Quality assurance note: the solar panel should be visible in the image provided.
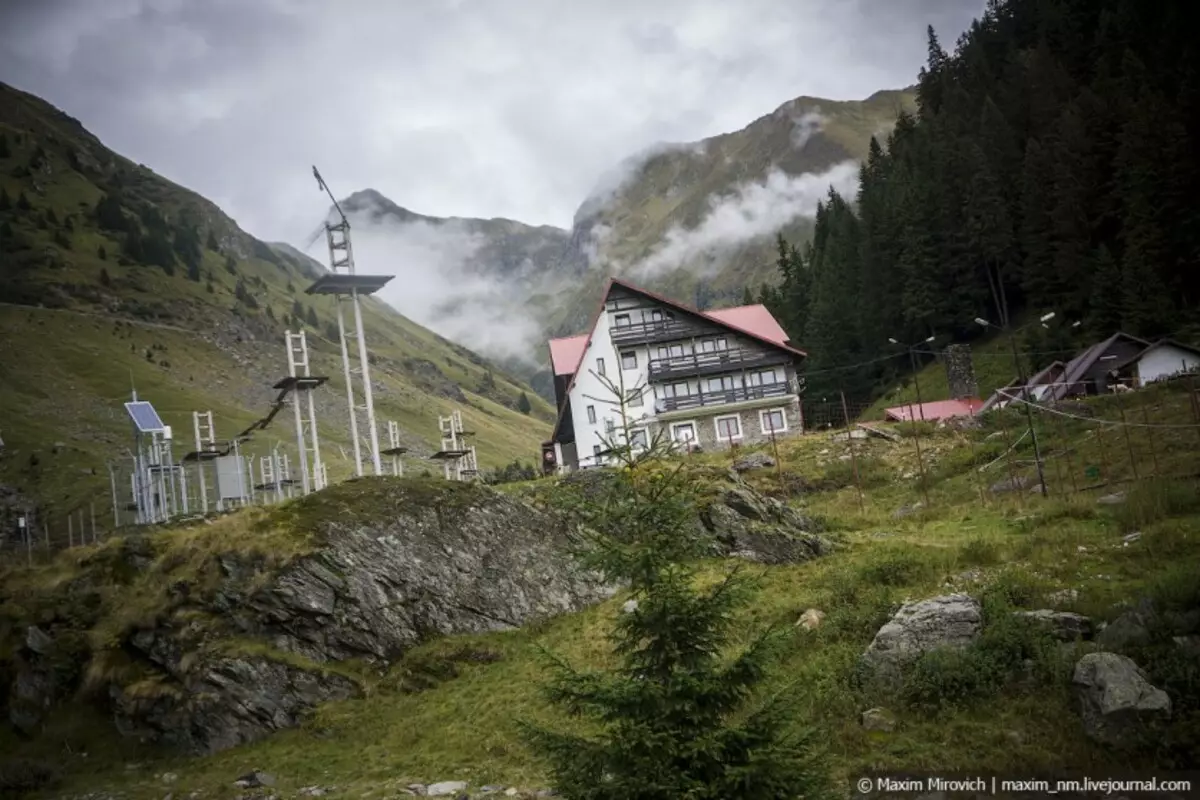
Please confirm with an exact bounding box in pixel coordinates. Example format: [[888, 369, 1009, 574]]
[[124, 401, 165, 433]]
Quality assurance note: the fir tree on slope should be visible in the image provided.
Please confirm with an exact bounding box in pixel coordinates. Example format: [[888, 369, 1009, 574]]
[[520, 368, 832, 800]]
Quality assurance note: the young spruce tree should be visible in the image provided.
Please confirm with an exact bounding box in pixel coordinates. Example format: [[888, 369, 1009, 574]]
[[521, 365, 832, 800]]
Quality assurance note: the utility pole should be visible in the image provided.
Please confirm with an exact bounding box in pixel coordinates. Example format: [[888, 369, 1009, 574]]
[[889, 335, 935, 508], [976, 315, 1050, 497]]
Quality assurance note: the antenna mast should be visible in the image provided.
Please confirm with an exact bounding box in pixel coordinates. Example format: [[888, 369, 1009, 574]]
[[306, 166, 391, 477]]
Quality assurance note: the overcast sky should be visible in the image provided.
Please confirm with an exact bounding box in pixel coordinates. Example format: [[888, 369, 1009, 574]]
[[0, 0, 986, 247]]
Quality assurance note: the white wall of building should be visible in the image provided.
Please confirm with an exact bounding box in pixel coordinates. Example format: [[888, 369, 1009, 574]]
[[568, 310, 658, 467], [1136, 345, 1200, 385]]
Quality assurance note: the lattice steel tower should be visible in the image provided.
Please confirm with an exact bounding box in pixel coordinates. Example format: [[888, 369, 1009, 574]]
[[306, 166, 393, 477]]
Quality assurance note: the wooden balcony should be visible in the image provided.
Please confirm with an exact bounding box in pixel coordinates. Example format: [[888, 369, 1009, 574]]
[[647, 348, 790, 381], [656, 381, 792, 413], [608, 318, 705, 346]]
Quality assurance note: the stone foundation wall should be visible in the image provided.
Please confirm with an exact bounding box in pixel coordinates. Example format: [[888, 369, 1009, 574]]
[[944, 344, 979, 399], [652, 397, 803, 451]]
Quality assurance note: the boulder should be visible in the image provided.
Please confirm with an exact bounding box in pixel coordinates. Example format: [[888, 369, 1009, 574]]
[[861, 707, 896, 732], [1013, 610, 1094, 641], [731, 451, 775, 472], [1072, 652, 1171, 747], [699, 484, 829, 565], [862, 594, 982, 680]]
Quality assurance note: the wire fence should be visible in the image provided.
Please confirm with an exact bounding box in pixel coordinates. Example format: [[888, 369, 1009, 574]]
[[5, 374, 1199, 567]]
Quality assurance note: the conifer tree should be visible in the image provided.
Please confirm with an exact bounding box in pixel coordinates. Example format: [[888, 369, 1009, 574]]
[[517, 391, 532, 414], [522, 364, 832, 800]]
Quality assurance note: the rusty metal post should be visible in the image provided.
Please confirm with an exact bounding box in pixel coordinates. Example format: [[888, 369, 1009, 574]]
[[1140, 403, 1159, 477], [1051, 407, 1079, 495], [841, 390, 865, 512], [1118, 401, 1139, 481]]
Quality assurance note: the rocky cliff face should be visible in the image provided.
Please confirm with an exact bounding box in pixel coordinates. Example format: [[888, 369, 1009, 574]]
[[1, 477, 613, 755]]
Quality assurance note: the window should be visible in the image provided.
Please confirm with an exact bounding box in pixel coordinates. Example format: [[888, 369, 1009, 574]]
[[700, 337, 728, 353], [614, 313, 630, 327], [706, 375, 737, 393], [604, 418, 616, 435], [627, 388, 644, 407], [650, 309, 664, 321], [629, 428, 649, 450], [715, 415, 741, 441], [661, 381, 689, 398], [593, 444, 602, 459], [586, 405, 597, 424], [671, 422, 696, 443], [596, 357, 606, 376], [621, 351, 638, 370], [748, 368, 777, 386], [760, 408, 787, 434]]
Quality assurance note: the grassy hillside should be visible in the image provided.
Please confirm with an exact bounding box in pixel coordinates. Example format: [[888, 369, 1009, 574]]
[[0, 81, 554, 527], [3, 381, 1197, 797]]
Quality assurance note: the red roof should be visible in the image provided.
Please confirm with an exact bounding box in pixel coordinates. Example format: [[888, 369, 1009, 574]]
[[548, 277, 806, 442], [705, 304, 790, 345], [884, 398, 984, 422], [548, 334, 588, 376]]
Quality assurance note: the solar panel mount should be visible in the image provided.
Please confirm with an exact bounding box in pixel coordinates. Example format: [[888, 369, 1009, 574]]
[[125, 400, 166, 433]]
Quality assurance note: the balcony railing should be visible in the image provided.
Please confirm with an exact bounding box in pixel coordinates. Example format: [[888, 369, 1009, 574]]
[[647, 348, 790, 381], [609, 318, 704, 345], [655, 381, 792, 413]]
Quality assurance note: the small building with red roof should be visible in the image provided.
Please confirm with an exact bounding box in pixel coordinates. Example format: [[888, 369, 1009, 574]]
[[542, 277, 807, 472], [884, 397, 984, 423]]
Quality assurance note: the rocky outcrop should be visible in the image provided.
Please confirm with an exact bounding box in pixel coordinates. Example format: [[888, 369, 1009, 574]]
[[699, 481, 829, 565], [861, 594, 982, 681], [1013, 610, 1094, 642], [2, 477, 613, 755], [551, 466, 831, 565], [1072, 652, 1172, 747]]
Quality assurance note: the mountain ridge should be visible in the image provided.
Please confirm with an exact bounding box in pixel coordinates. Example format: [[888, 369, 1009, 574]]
[[0, 80, 554, 526], [327, 87, 917, 399]]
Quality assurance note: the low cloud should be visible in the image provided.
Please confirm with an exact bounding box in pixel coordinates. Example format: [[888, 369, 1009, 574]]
[[627, 159, 860, 280], [317, 206, 558, 370], [574, 139, 708, 223], [790, 108, 825, 149]]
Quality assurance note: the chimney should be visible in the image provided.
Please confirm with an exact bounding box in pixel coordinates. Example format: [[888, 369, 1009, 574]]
[[944, 344, 978, 399]]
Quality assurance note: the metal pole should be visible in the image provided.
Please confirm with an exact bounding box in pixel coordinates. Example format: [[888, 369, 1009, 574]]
[[1140, 403, 1159, 477], [841, 390, 864, 511], [68, 514, 74, 548], [1008, 328, 1048, 496], [108, 464, 120, 529], [1118, 401, 1139, 481], [335, 301, 363, 477], [233, 438, 245, 506], [1052, 407, 1079, 495], [307, 385, 322, 490], [90, 503, 96, 544], [907, 349, 931, 508], [351, 290, 383, 476], [287, 331, 313, 495], [42, 522, 48, 550], [180, 459, 189, 515], [194, 412, 209, 513]]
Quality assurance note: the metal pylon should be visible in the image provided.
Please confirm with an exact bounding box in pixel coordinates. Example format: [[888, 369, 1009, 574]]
[[286, 329, 324, 494], [193, 410, 216, 512], [325, 220, 383, 478], [387, 420, 404, 476]]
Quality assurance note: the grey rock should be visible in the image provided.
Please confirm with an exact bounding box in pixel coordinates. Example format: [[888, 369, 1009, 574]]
[[99, 480, 614, 755], [1097, 492, 1127, 505], [1096, 608, 1154, 651], [25, 625, 54, 655], [862, 594, 982, 681], [1072, 652, 1171, 747], [990, 475, 1034, 494], [427, 782, 469, 796], [234, 771, 276, 788], [700, 485, 829, 565], [731, 451, 775, 472], [1047, 588, 1079, 607], [861, 707, 896, 732], [1122, 531, 1143, 544], [892, 502, 923, 519], [1013, 609, 1094, 641]]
